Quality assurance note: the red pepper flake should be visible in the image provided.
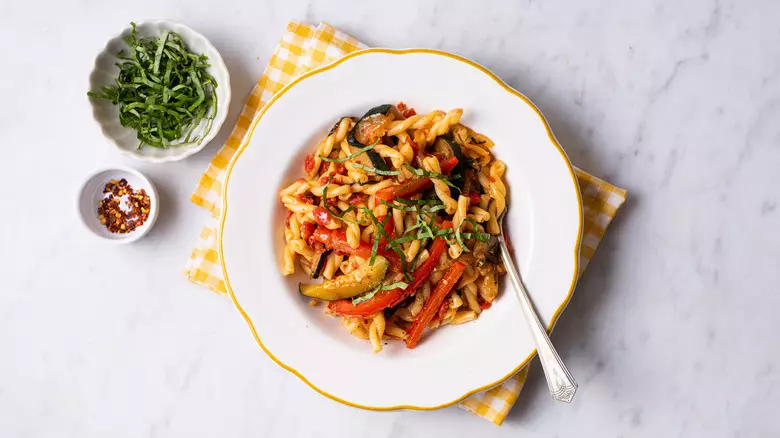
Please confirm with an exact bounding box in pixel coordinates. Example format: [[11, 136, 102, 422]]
[[397, 102, 407, 113], [479, 301, 492, 310], [402, 108, 416, 118], [96, 179, 151, 234]]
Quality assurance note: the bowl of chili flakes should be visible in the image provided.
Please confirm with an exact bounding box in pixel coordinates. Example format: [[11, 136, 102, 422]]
[[78, 166, 159, 243]]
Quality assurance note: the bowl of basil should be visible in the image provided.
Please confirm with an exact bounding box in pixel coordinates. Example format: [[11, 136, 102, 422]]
[[88, 21, 231, 163]]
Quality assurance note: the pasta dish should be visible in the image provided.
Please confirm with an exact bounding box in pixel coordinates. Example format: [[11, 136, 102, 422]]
[[279, 103, 507, 352]]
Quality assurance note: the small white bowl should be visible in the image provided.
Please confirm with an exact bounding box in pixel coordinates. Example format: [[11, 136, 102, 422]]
[[88, 20, 231, 163], [78, 167, 159, 243]]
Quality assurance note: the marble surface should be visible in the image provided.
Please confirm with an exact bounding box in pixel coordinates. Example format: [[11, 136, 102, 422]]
[[2, 0, 779, 436]]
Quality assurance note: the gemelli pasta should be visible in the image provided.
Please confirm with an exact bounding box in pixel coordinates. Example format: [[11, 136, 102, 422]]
[[280, 103, 507, 352]]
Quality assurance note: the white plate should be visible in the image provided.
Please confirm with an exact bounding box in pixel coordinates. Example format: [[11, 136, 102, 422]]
[[88, 20, 231, 163], [220, 49, 582, 410]]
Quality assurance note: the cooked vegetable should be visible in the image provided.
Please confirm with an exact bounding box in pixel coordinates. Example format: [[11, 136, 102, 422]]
[[311, 250, 331, 279], [373, 178, 433, 203], [366, 150, 390, 171], [352, 163, 399, 176], [319, 142, 377, 163], [352, 281, 408, 305], [311, 227, 402, 269], [473, 235, 500, 266], [405, 262, 466, 348], [299, 256, 389, 300], [328, 221, 453, 316], [348, 104, 393, 147], [348, 105, 393, 171], [87, 23, 218, 149]]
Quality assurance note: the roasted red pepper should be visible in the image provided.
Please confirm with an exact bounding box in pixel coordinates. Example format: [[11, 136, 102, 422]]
[[405, 262, 466, 348], [328, 222, 452, 317], [439, 156, 459, 174], [469, 191, 481, 205], [374, 178, 433, 204], [313, 207, 334, 227], [304, 154, 316, 173], [300, 222, 316, 242], [347, 193, 367, 205], [311, 227, 401, 268]]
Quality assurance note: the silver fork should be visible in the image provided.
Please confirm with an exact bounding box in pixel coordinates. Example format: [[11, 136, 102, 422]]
[[496, 209, 578, 403]]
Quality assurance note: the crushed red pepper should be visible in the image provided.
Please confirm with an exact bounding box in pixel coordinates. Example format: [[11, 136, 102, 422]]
[[97, 179, 151, 234]]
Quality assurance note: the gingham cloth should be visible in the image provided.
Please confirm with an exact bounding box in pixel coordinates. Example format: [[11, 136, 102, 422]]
[[185, 22, 627, 426]]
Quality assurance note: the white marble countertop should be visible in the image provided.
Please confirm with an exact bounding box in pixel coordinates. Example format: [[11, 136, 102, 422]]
[[2, 0, 779, 436]]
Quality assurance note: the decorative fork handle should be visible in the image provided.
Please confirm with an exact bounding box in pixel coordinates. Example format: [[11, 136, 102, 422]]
[[496, 232, 578, 403]]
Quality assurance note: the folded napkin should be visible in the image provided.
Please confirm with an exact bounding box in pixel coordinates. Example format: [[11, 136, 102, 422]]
[[185, 22, 626, 426]]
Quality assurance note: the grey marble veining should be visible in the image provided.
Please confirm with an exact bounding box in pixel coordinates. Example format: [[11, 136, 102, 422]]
[[1, 0, 779, 436]]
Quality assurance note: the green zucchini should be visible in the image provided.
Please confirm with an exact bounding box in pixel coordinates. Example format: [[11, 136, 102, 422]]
[[348, 104, 393, 148], [299, 256, 389, 301]]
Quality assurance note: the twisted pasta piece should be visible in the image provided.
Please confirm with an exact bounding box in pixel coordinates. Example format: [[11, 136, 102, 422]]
[[343, 210, 361, 249], [469, 206, 491, 222], [392, 208, 405, 237], [448, 195, 470, 259], [342, 317, 369, 340], [289, 239, 315, 260], [486, 199, 500, 235], [425, 109, 463, 143], [451, 310, 478, 325], [489, 160, 507, 216], [462, 282, 481, 314], [421, 156, 457, 214], [384, 322, 408, 340], [282, 244, 295, 275], [309, 118, 351, 177], [374, 144, 405, 169], [368, 312, 386, 353], [386, 110, 444, 135]]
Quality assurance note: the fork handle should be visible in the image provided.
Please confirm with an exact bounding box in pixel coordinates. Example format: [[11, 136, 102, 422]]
[[496, 233, 578, 403]]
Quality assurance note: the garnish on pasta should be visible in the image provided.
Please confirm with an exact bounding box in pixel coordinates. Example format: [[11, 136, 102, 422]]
[[279, 103, 507, 353]]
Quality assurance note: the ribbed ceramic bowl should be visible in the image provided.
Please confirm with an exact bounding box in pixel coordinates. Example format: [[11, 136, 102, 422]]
[[87, 20, 231, 163]]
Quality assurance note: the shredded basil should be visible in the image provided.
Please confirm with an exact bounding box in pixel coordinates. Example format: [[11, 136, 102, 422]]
[[351, 281, 409, 305], [392, 197, 443, 206], [352, 163, 401, 176], [319, 141, 377, 163], [363, 207, 412, 282]]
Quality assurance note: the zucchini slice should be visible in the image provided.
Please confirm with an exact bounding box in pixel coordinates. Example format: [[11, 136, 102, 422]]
[[299, 256, 389, 301]]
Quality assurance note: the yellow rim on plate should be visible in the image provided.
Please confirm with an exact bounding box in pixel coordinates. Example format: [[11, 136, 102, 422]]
[[218, 48, 584, 411]]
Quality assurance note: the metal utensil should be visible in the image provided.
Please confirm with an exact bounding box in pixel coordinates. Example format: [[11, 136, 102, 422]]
[[496, 209, 578, 403]]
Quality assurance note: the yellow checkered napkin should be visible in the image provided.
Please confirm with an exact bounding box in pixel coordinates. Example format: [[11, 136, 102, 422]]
[[184, 22, 627, 426]]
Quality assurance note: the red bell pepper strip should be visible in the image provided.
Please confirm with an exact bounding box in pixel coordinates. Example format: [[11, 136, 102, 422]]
[[310, 227, 401, 269], [374, 178, 433, 203], [328, 221, 452, 317], [405, 262, 466, 349], [439, 156, 459, 174]]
